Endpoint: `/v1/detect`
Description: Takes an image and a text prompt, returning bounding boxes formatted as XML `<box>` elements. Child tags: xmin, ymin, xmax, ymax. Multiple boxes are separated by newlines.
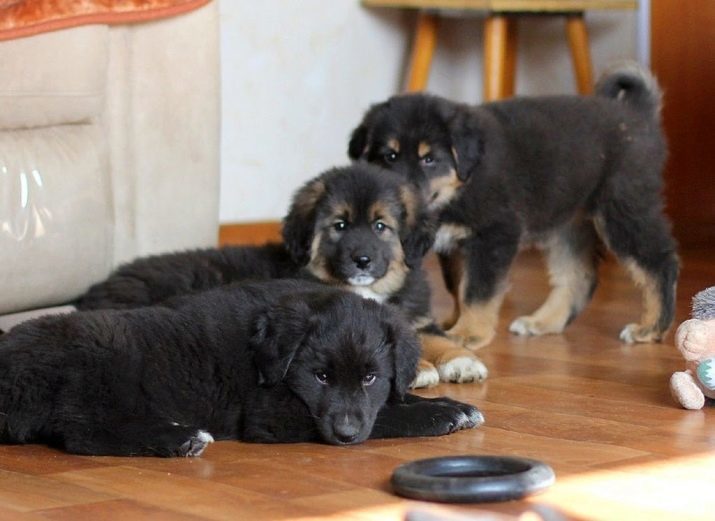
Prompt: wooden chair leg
<box><xmin>565</xmin><ymin>13</ymin><xmax>594</xmax><ymax>95</ymax></box>
<box><xmin>405</xmin><ymin>11</ymin><xmax>439</xmax><ymax>92</ymax></box>
<box><xmin>502</xmin><ymin>17</ymin><xmax>518</xmax><ymax>98</ymax></box>
<box><xmin>484</xmin><ymin>14</ymin><xmax>516</xmax><ymax>101</ymax></box>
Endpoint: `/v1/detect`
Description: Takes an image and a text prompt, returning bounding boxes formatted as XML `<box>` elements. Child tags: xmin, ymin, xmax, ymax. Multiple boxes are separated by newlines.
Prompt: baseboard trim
<box><xmin>219</xmin><ymin>221</ymin><xmax>282</xmax><ymax>246</ymax></box>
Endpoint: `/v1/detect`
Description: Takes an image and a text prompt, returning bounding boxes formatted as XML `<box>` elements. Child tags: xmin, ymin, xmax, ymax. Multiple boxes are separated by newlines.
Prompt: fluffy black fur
<box><xmin>74</xmin><ymin>164</ymin><xmax>489</xmax><ymax>387</ymax></box>
<box><xmin>0</xmin><ymin>280</ymin><xmax>482</xmax><ymax>457</ymax></box>
<box><xmin>349</xmin><ymin>63</ymin><xmax>679</xmax><ymax>346</ymax></box>
<box><xmin>76</xmin><ymin>164</ymin><xmax>435</xmax><ymax>330</ymax></box>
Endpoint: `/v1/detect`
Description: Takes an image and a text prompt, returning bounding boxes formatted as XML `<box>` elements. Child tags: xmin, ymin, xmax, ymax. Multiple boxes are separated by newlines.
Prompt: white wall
<box><xmin>219</xmin><ymin>1</ymin><xmax>637</xmax><ymax>223</ymax></box>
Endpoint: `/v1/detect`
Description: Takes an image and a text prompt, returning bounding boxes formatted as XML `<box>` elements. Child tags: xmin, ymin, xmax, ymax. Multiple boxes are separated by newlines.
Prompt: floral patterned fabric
<box><xmin>0</xmin><ymin>0</ymin><xmax>211</xmax><ymax>41</ymax></box>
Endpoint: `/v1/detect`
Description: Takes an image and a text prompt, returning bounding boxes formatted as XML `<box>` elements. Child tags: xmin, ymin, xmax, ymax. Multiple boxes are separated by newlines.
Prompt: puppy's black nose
<box><xmin>353</xmin><ymin>255</ymin><xmax>371</xmax><ymax>270</ymax></box>
<box><xmin>334</xmin><ymin>422</ymin><xmax>360</xmax><ymax>444</ymax></box>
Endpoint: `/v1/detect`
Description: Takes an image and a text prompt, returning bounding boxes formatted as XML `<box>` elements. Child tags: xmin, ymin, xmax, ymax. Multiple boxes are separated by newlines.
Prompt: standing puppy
<box><xmin>349</xmin><ymin>63</ymin><xmax>679</xmax><ymax>348</ymax></box>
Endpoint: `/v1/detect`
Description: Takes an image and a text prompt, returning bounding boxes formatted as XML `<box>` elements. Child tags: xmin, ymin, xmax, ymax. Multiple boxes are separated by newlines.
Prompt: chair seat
<box><xmin>362</xmin><ymin>0</ymin><xmax>636</xmax><ymax>13</ymax></box>
<box><xmin>363</xmin><ymin>0</ymin><xmax>637</xmax><ymax>100</ymax></box>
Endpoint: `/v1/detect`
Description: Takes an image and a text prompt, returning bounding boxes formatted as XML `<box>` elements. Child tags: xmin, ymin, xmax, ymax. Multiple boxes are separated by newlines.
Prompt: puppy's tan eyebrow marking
<box><xmin>387</xmin><ymin>138</ymin><xmax>400</xmax><ymax>152</ymax></box>
<box><xmin>329</xmin><ymin>202</ymin><xmax>353</xmax><ymax>222</ymax></box>
<box><xmin>368</xmin><ymin>202</ymin><xmax>399</xmax><ymax>230</ymax></box>
<box><xmin>418</xmin><ymin>142</ymin><xmax>432</xmax><ymax>158</ymax></box>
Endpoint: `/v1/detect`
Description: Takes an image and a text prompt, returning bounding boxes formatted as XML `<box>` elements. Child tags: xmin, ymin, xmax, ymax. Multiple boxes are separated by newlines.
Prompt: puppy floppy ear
<box><xmin>250</xmin><ymin>300</ymin><xmax>313</xmax><ymax>386</ymax></box>
<box><xmin>282</xmin><ymin>178</ymin><xmax>327</xmax><ymax>265</ymax></box>
<box><xmin>383</xmin><ymin>313</ymin><xmax>421</xmax><ymax>400</ymax></box>
<box><xmin>399</xmin><ymin>185</ymin><xmax>436</xmax><ymax>269</ymax></box>
<box><xmin>348</xmin><ymin>124</ymin><xmax>369</xmax><ymax>160</ymax></box>
<box><xmin>446</xmin><ymin>109</ymin><xmax>485</xmax><ymax>182</ymax></box>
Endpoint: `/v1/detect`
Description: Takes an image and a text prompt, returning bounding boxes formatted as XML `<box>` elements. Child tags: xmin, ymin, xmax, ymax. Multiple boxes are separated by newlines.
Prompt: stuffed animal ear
<box><xmin>382</xmin><ymin>313</ymin><xmax>421</xmax><ymax>400</ymax></box>
<box><xmin>282</xmin><ymin>178</ymin><xmax>327</xmax><ymax>265</ymax></box>
<box><xmin>348</xmin><ymin>124</ymin><xmax>369</xmax><ymax>160</ymax></box>
<box><xmin>249</xmin><ymin>300</ymin><xmax>313</xmax><ymax>386</ymax></box>
<box><xmin>398</xmin><ymin>185</ymin><xmax>436</xmax><ymax>269</ymax></box>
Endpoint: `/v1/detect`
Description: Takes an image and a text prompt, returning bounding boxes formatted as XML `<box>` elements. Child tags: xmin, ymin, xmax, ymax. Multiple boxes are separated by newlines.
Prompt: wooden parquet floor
<box><xmin>0</xmin><ymin>249</ymin><xmax>714</xmax><ymax>520</ymax></box>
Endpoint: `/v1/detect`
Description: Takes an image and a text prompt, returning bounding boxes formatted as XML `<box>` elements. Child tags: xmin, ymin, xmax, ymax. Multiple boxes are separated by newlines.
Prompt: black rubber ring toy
<box><xmin>391</xmin><ymin>455</ymin><xmax>555</xmax><ymax>503</ymax></box>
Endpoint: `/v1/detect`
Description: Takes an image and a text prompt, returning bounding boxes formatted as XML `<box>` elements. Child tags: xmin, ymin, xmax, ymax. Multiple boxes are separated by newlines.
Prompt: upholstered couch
<box><xmin>0</xmin><ymin>1</ymin><xmax>220</xmax><ymax>320</ymax></box>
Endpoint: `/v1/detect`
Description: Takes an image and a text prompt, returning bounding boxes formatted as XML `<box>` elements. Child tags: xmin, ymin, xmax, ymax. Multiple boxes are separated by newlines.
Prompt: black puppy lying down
<box><xmin>76</xmin><ymin>164</ymin><xmax>487</xmax><ymax>388</ymax></box>
<box><xmin>0</xmin><ymin>280</ymin><xmax>482</xmax><ymax>457</ymax></box>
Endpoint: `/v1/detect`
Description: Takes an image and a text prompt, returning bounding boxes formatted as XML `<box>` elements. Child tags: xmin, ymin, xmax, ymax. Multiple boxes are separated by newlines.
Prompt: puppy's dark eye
<box><xmin>384</xmin><ymin>151</ymin><xmax>398</xmax><ymax>164</ymax></box>
<box><xmin>362</xmin><ymin>373</ymin><xmax>376</xmax><ymax>386</ymax></box>
<box><xmin>420</xmin><ymin>154</ymin><xmax>434</xmax><ymax>165</ymax></box>
<box><xmin>374</xmin><ymin>221</ymin><xmax>387</xmax><ymax>233</ymax></box>
<box><xmin>315</xmin><ymin>371</ymin><xmax>329</xmax><ymax>385</ymax></box>
<box><xmin>333</xmin><ymin>221</ymin><xmax>347</xmax><ymax>232</ymax></box>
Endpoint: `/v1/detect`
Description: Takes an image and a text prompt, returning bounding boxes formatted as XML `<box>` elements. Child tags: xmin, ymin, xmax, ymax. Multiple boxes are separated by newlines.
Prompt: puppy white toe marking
<box><xmin>509</xmin><ymin>317</ymin><xmax>534</xmax><ymax>336</ymax></box>
<box><xmin>619</xmin><ymin>323</ymin><xmax>638</xmax><ymax>343</ymax></box>
<box><xmin>437</xmin><ymin>356</ymin><xmax>488</xmax><ymax>383</ymax></box>
<box><xmin>182</xmin><ymin>430</ymin><xmax>214</xmax><ymax>458</ymax></box>
<box><xmin>411</xmin><ymin>366</ymin><xmax>440</xmax><ymax>389</ymax></box>
<box><xmin>196</xmin><ymin>430</ymin><xmax>214</xmax><ymax>444</ymax></box>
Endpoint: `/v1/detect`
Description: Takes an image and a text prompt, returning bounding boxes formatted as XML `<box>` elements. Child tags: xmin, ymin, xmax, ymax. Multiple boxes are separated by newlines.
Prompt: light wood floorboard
<box><xmin>1</xmin><ymin>248</ymin><xmax>713</xmax><ymax>520</ymax></box>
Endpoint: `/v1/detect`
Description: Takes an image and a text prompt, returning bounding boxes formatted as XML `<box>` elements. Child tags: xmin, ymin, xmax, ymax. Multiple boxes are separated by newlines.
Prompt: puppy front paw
<box><xmin>446</xmin><ymin>325</ymin><xmax>495</xmax><ymax>351</ymax></box>
<box><xmin>434</xmin><ymin>402</ymin><xmax>485</xmax><ymax>434</ymax></box>
<box><xmin>509</xmin><ymin>315</ymin><xmax>566</xmax><ymax>336</ymax></box>
<box><xmin>411</xmin><ymin>360</ymin><xmax>440</xmax><ymax>389</ymax></box>
<box><xmin>178</xmin><ymin>430</ymin><xmax>214</xmax><ymax>457</ymax></box>
<box><xmin>436</xmin><ymin>355</ymin><xmax>488</xmax><ymax>383</ymax></box>
<box><xmin>619</xmin><ymin>323</ymin><xmax>662</xmax><ymax>344</ymax></box>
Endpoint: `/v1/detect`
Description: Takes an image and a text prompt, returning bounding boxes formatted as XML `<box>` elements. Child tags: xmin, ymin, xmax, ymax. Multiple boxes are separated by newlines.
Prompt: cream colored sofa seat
<box><xmin>0</xmin><ymin>2</ymin><xmax>220</xmax><ymax>316</ymax></box>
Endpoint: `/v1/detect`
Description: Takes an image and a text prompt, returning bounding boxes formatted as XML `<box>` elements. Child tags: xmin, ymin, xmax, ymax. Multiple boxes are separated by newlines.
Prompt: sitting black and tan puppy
<box><xmin>76</xmin><ymin>164</ymin><xmax>487</xmax><ymax>387</ymax></box>
<box><xmin>349</xmin><ymin>63</ymin><xmax>679</xmax><ymax>348</ymax></box>
<box><xmin>0</xmin><ymin>280</ymin><xmax>483</xmax><ymax>457</ymax></box>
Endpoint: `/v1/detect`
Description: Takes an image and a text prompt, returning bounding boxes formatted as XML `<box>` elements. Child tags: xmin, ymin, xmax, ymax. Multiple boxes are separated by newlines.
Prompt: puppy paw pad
<box><xmin>437</xmin><ymin>356</ymin><xmax>488</xmax><ymax>383</ymax></box>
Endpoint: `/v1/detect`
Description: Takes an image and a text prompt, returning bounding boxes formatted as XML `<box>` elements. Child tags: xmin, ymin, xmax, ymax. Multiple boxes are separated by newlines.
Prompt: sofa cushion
<box><xmin>0</xmin><ymin>124</ymin><xmax>112</xmax><ymax>314</ymax></box>
<box><xmin>0</xmin><ymin>25</ymin><xmax>107</xmax><ymax>130</ymax></box>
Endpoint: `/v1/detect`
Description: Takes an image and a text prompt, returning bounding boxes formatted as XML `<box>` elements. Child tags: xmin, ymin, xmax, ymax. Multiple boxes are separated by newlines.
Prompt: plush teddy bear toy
<box><xmin>670</xmin><ymin>287</ymin><xmax>715</xmax><ymax>409</ymax></box>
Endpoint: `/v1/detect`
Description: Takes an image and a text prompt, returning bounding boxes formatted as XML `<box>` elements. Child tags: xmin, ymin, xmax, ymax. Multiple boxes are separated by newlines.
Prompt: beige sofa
<box><xmin>0</xmin><ymin>2</ymin><xmax>220</xmax><ymax>318</ymax></box>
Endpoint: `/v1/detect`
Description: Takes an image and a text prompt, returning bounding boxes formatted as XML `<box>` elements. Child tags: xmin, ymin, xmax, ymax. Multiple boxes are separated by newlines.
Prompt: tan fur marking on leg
<box><xmin>438</xmin><ymin>251</ymin><xmax>464</xmax><ymax>330</ymax></box>
<box><xmin>448</xmin><ymin>269</ymin><xmax>509</xmax><ymax>350</ymax></box>
<box><xmin>620</xmin><ymin>260</ymin><xmax>663</xmax><ymax>342</ymax></box>
<box><xmin>419</xmin><ymin>333</ymin><xmax>488</xmax><ymax>383</ymax></box>
<box><xmin>448</xmin><ymin>275</ymin><xmax>507</xmax><ymax>350</ymax></box>
<box><xmin>510</xmin><ymin>234</ymin><xmax>595</xmax><ymax>336</ymax></box>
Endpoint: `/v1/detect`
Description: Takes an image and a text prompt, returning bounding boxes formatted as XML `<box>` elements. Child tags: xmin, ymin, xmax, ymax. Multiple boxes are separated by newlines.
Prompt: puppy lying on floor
<box><xmin>0</xmin><ymin>279</ymin><xmax>483</xmax><ymax>457</ymax></box>
<box><xmin>349</xmin><ymin>63</ymin><xmax>679</xmax><ymax>348</ymax></box>
<box><xmin>76</xmin><ymin>164</ymin><xmax>487</xmax><ymax>388</ymax></box>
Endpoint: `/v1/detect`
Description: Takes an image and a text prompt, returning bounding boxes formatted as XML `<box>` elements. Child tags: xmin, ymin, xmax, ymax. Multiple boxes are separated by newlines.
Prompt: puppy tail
<box><xmin>595</xmin><ymin>61</ymin><xmax>662</xmax><ymax>119</ymax></box>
